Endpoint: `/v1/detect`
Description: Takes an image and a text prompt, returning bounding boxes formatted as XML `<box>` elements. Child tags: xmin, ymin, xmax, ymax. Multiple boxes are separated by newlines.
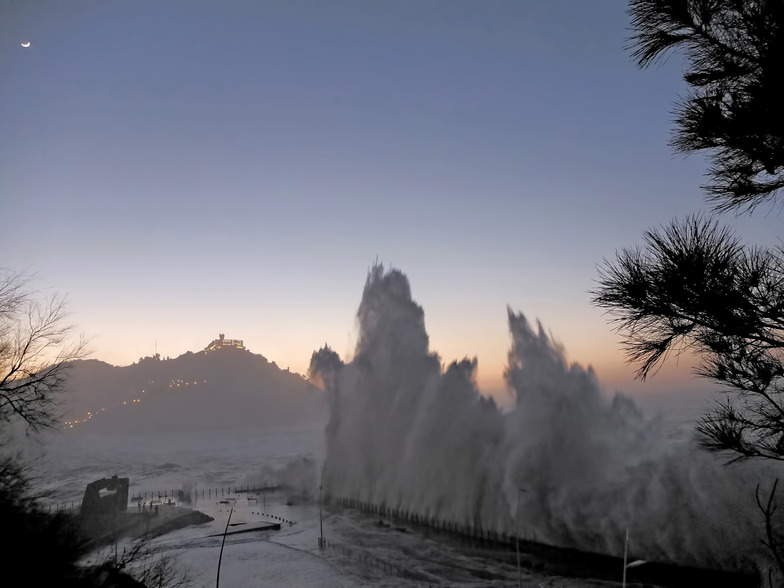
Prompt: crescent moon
<box><xmin>21</xmin><ymin>42</ymin><xmax>31</xmax><ymax>48</ymax></box>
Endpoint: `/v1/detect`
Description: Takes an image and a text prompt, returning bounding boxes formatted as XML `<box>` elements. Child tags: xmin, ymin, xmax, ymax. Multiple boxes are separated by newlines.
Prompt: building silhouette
<box><xmin>204</xmin><ymin>333</ymin><xmax>245</xmax><ymax>352</ymax></box>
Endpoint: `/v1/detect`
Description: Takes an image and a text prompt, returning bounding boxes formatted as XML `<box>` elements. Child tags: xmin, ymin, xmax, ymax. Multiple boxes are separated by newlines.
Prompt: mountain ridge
<box><xmin>59</xmin><ymin>347</ymin><xmax>326</xmax><ymax>434</ymax></box>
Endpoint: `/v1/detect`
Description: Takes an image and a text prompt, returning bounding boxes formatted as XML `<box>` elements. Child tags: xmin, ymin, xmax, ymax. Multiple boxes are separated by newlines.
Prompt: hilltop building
<box><xmin>205</xmin><ymin>333</ymin><xmax>245</xmax><ymax>352</ymax></box>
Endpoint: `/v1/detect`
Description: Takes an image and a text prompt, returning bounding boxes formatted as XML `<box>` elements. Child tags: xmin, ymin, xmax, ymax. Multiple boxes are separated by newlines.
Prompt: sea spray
<box><xmin>310</xmin><ymin>264</ymin><xmax>778</xmax><ymax>573</ymax></box>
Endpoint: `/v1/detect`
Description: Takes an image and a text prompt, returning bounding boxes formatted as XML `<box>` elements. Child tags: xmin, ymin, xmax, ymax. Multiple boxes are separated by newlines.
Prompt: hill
<box><xmin>58</xmin><ymin>347</ymin><xmax>327</xmax><ymax>434</ymax></box>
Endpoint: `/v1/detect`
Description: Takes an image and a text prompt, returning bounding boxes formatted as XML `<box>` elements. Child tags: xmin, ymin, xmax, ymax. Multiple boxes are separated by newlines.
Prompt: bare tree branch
<box><xmin>101</xmin><ymin>535</ymin><xmax>190</xmax><ymax>588</ymax></box>
<box><xmin>0</xmin><ymin>270</ymin><xmax>88</xmax><ymax>432</ymax></box>
<box><xmin>756</xmin><ymin>479</ymin><xmax>784</xmax><ymax>578</ymax></box>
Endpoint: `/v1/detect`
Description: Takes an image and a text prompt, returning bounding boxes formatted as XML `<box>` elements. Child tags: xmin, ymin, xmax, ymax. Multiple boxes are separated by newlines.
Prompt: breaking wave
<box><xmin>310</xmin><ymin>264</ymin><xmax>778</xmax><ymax>573</ymax></box>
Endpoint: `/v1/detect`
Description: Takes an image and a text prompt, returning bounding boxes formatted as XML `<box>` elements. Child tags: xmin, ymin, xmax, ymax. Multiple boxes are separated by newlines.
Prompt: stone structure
<box><xmin>80</xmin><ymin>475</ymin><xmax>129</xmax><ymax>516</ymax></box>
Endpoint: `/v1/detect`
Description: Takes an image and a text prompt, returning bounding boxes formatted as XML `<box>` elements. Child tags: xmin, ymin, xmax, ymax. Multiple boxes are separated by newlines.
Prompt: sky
<box><xmin>2</xmin><ymin>0</ymin><xmax>781</xmax><ymax>407</ymax></box>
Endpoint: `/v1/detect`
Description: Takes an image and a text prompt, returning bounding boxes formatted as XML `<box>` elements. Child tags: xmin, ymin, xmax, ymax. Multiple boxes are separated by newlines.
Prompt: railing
<box><xmin>329</xmin><ymin>496</ymin><xmax>524</xmax><ymax>549</ymax></box>
<box><xmin>46</xmin><ymin>483</ymin><xmax>280</xmax><ymax>511</ymax></box>
<box><xmin>324</xmin><ymin>539</ymin><xmax>436</xmax><ymax>584</ymax></box>
<box><xmin>130</xmin><ymin>484</ymin><xmax>278</xmax><ymax>504</ymax></box>
<box><xmin>324</xmin><ymin>538</ymin><xmax>542</xmax><ymax>587</ymax></box>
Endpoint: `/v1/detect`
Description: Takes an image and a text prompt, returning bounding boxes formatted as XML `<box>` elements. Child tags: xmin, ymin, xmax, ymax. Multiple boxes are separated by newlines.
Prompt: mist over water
<box><xmin>310</xmin><ymin>265</ymin><xmax>775</xmax><ymax>573</ymax></box>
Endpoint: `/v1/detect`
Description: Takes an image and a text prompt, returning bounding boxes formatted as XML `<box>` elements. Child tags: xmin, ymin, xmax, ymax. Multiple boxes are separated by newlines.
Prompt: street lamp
<box><xmin>318</xmin><ymin>462</ymin><xmax>326</xmax><ymax>549</ymax></box>
<box><xmin>216</xmin><ymin>507</ymin><xmax>234</xmax><ymax>588</ymax></box>
<box><xmin>622</xmin><ymin>527</ymin><xmax>646</xmax><ymax>588</ymax></box>
<box><xmin>516</xmin><ymin>488</ymin><xmax>527</xmax><ymax>588</ymax></box>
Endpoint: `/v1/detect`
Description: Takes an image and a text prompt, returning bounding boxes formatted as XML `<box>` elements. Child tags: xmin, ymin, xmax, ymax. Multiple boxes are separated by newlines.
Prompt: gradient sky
<box><xmin>2</xmin><ymin>0</ymin><xmax>780</xmax><ymax>407</ymax></box>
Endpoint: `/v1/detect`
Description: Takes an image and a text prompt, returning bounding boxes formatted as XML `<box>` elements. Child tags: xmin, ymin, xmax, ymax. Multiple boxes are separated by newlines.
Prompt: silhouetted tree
<box><xmin>0</xmin><ymin>271</ymin><xmax>188</xmax><ymax>586</ymax></box>
<box><xmin>595</xmin><ymin>0</ymin><xmax>784</xmax><ymax>581</ymax></box>
<box><xmin>0</xmin><ymin>454</ymin><xmax>190</xmax><ymax>587</ymax></box>
<box><xmin>595</xmin><ymin>215</ymin><xmax>784</xmax><ymax>460</ymax></box>
<box><xmin>596</xmin><ymin>0</ymin><xmax>784</xmax><ymax>459</ymax></box>
<box><xmin>92</xmin><ymin>534</ymin><xmax>190</xmax><ymax>588</ymax></box>
<box><xmin>629</xmin><ymin>0</ymin><xmax>784</xmax><ymax>211</ymax></box>
<box><xmin>0</xmin><ymin>270</ymin><xmax>87</xmax><ymax>431</ymax></box>
<box><xmin>0</xmin><ymin>455</ymin><xmax>95</xmax><ymax>586</ymax></box>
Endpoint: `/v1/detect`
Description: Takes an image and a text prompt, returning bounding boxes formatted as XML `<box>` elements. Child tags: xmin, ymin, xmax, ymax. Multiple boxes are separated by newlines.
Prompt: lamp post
<box><xmin>516</xmin><ymin>488</ymin><xmax>527</xmax><ymax>588</ymax></box>
<box><xmin>318</xmin><ymin>462</ymin><xmax>326</xmax><ymax>549</ymax></box>
<box><xmin>216</xmin><ymin>507</ymin><xmax>233</xmax><ymax>588</ymax></box>
<box><xmin>622</xmin><ymin>527</ymin><xmax>646</xmax><ymax>588</ymax></box>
